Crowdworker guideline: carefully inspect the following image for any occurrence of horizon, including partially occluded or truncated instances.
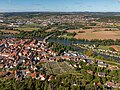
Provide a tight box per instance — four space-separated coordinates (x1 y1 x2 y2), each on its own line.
0 0 120 12
1 11 120 13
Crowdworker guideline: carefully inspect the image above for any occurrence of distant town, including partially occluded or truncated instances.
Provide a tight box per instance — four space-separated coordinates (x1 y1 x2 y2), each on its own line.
0 12 120 90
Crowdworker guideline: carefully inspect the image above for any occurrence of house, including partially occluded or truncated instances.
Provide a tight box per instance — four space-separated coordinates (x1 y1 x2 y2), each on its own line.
73 64 77 67
55 56 61 61
110 45 119 52
48 75 55 81
98 72 105 77
97 61 108 68
30 72 37 79
87 70 94 75
82 59 86 62
104 82 120 89
37 48 42 52
108 65 119 70
98 63 108 68
39 74 46 81
0 71 8 77
48 50 58 56
93 82 101 86
62 56 71 60
0 64 4 68
30 40 36 46
86 59 94 65
73 81 77 86
40 59 48 63
25 69 31 74
0 20 3 23
0 52 9 57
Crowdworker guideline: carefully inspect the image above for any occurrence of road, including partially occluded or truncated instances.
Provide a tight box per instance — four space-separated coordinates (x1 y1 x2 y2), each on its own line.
43 34 54 43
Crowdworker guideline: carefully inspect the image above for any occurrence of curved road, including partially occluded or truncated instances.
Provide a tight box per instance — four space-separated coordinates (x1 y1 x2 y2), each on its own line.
43 34 54 43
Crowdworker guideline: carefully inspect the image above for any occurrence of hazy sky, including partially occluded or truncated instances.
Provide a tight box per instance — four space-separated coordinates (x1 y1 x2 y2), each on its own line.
0 0 120 12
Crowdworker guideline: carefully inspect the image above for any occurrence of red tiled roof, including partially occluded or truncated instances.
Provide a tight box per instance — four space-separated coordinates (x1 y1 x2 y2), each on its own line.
111 45 119 52
30 72 36 78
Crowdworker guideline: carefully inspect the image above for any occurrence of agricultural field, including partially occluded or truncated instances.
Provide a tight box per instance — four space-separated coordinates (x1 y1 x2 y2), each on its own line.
45 28 53 32
0 29 19 34
67 28 120 40
23 23 40 27
16 27 39 31
43 61 76 75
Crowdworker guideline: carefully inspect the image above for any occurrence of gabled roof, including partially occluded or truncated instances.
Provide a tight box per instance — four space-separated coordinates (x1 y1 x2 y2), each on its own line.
111 45 119 52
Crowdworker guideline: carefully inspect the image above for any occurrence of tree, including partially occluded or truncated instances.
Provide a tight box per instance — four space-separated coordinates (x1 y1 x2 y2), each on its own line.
94 76 100 82
85 50 94 57
27 78 35 90
101 77 106 83
109 47 115 51
86 74 93 82
85 84 95 90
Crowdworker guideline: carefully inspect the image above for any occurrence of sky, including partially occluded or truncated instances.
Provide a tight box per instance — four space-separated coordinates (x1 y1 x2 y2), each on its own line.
0 0 120 12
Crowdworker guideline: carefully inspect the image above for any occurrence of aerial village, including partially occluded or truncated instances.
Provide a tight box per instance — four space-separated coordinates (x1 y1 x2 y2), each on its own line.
0 37 120 89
